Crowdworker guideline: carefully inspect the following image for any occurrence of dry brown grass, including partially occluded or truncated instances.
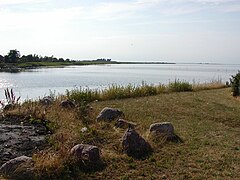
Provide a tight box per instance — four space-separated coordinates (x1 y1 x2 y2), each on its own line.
2 88 240 179
192 82 226 91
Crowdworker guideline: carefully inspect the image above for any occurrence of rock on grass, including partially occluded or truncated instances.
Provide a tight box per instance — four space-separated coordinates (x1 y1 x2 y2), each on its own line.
70 144 101 162
0 156 35 180
96 107 124 121
149 122 175 137
149 122 183 143
122 129 152 159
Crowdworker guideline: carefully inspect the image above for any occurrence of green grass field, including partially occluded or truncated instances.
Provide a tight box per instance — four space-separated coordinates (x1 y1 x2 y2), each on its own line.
2 88 240 179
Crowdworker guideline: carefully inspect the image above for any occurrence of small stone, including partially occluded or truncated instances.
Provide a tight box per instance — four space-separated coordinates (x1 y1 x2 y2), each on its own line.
122 129 151 158
149 122 174 137
96 107 124 121
71 144 100 162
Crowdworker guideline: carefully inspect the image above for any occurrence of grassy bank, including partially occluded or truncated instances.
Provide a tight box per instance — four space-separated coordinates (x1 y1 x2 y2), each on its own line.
2 86 240 179
66 80 226 103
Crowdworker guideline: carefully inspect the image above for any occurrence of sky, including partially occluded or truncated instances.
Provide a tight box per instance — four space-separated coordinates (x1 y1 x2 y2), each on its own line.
0 0 240 63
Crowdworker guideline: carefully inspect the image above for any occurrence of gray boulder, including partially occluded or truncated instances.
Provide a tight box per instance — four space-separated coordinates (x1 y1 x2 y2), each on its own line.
60 99 76 108
115 119 136 129
122 129 151 158
149 122 174 137
70 144 100 162
96 107 123 121
0 156 35 179
149 122 183 142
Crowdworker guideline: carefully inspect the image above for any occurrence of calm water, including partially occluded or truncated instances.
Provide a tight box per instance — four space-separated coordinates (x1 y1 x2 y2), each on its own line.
0 63 239 100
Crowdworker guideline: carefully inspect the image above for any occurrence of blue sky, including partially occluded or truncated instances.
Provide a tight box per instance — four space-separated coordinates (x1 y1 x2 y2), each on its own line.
0 0 240 63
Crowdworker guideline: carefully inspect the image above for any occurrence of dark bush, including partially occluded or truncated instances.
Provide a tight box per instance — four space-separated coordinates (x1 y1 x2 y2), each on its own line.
230 71 240 96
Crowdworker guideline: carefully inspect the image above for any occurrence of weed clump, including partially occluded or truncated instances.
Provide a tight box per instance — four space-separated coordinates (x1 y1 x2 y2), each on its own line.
168 80 193 92
66 88 100 103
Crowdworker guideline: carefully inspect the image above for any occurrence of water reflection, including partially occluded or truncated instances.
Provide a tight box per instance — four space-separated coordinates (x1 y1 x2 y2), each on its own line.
0 64 239 100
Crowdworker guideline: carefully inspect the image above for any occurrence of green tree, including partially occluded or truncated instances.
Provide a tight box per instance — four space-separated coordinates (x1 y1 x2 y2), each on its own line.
5 49 20 63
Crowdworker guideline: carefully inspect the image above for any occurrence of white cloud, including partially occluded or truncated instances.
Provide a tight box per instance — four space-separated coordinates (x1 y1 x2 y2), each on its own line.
0 6 84 30
0 0 239 33
0 0 240 63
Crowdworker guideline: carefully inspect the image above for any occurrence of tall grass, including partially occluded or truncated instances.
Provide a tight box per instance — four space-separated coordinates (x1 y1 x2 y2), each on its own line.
66 87 100 103
101 82 159 100
168 80 192 92
66 80 227 104
192 78 226 91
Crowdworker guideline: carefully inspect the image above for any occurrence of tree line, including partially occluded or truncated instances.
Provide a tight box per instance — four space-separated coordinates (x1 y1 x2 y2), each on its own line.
0 50 112 64
0 49 71 64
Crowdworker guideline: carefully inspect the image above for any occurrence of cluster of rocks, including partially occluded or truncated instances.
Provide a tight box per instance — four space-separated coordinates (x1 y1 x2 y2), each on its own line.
61 107 181 160
39 96 75 108
95 107 182 158
0 106 182 179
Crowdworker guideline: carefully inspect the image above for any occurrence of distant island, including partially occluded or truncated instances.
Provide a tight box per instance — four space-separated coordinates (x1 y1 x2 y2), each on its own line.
0 49 175 72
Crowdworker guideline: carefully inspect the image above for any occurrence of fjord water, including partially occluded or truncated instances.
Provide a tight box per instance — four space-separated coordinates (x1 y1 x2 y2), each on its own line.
0 63 239 100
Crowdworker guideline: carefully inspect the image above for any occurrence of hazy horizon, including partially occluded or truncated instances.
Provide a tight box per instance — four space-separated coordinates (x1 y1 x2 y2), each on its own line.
0 0 240 63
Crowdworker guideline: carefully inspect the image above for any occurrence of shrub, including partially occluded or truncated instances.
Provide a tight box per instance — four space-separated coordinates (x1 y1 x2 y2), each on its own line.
230 71 240 96
66 87 100 104
168 80 193 92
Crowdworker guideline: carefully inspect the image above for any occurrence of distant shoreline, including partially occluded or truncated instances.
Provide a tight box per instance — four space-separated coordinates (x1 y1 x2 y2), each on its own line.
2 60 238 73
0 61 176 73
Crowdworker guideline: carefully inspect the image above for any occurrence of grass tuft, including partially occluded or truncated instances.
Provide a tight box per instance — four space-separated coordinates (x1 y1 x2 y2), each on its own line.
168 80 193 92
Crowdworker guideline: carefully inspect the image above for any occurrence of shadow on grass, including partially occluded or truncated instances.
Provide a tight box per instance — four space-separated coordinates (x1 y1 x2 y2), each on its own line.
167 134 184 143
123 143 153 160
37 159 107 179
65 159 106 175
150 133 184 145
129 150 153 160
